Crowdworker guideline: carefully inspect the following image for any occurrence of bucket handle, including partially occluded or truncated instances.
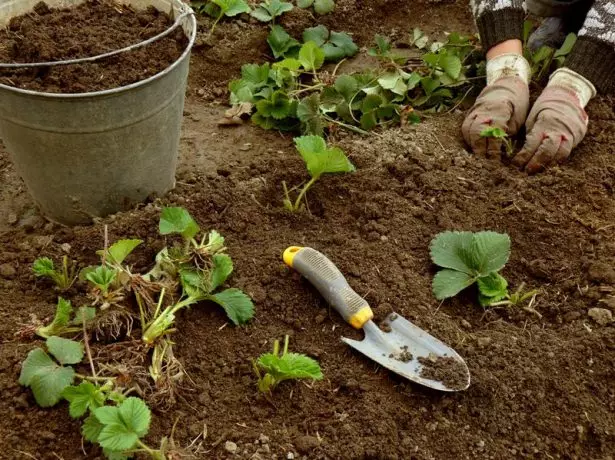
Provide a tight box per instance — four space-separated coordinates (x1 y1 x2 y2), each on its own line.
0 10 194 69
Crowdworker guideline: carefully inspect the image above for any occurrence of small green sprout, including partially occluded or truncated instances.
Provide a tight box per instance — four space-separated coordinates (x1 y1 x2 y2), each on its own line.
253 335 323 395
85 265 118 296
197 0 251 36
250 0 293 23
35 297 96 338
283 135 355 211
32 256 77 291
480 126 513 157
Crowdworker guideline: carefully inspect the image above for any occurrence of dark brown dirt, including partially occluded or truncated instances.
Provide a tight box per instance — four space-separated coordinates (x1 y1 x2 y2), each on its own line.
1 1 615 459
0 0 187 93
418 354 469 390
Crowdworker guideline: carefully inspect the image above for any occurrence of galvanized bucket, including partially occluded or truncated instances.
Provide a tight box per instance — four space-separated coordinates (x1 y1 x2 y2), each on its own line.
0 0 197 225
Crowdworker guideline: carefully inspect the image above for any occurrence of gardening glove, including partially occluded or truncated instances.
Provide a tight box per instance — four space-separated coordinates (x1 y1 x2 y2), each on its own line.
462 53 531 157
512 67 595 173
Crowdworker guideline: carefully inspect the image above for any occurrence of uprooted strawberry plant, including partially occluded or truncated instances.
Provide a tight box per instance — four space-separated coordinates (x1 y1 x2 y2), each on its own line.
20 207 257 458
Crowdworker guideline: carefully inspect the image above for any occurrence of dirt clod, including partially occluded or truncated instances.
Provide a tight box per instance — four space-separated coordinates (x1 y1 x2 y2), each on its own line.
588 307 613 325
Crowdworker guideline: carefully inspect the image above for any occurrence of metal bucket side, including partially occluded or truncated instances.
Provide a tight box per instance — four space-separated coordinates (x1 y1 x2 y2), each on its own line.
0 0 197 225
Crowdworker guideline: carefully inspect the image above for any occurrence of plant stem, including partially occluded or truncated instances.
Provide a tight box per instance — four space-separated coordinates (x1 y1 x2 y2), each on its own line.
82 310 97 379
135 439 158 456
282 334 289 356
293 176 318 211
75 373 115 382
208 12 223 38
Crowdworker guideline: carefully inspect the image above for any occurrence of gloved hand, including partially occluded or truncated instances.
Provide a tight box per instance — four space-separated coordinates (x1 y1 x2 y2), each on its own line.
512 67 595 173
462 53 531 157
462 77 530 157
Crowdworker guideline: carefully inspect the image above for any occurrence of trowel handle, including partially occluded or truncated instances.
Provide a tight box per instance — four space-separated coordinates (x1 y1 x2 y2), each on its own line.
283 247 373 329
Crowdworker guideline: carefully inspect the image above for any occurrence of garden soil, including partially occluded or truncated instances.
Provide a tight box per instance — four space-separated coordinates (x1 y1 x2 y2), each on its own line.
1 1 614 459
0 0 187 93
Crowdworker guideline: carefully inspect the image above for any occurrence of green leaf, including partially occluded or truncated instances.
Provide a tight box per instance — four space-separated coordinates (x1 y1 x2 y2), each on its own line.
104 449 129 460
99 239 143 265
368 34 391 57
430 231 511 278
94 397 151 451
314 0 334 14
440 54 462 79
297 94 325 136
36 297 73 338
334 75 358 101
72 306 97 325
411 28 429 49
294 135 355 178
471 232 511 274
273 58 302 71
251 0 293 22
268 25 300 59
257 352 323 381
210 254 234 290
85 265 117 293
241 63 271 86
33 257 55 277
180 268 207 298
430 231 476 275
47 336 84 365
250 6 273 21
324 31 358 61
302 25 329 47
477 273 508 299
256 91 293 120
209 288 255 325
82 413 104 442
159 207 200 240
554 33 576 58
19 348 75 407
361 93 383 112
62 382 105 418
297 0 313 7
212 0 251 16
432 269 475 300
299 41 325 71
420 77 440 96
480 127 507 139
532 45 553 64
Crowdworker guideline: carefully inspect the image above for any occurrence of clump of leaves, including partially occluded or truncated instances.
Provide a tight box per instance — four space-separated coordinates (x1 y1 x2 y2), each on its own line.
283 135 355 211
480 126 513 157
523 20 577 82
227 28 484 136
430 231 512 306
192 0 251 35
296 0 335 15
141 207 254 345
251 0 293 23
33 256 77 291
35 297 96 338
253 335 323 395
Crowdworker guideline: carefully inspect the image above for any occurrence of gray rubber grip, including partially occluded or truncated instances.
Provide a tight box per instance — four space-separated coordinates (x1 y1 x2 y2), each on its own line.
291 247 371 326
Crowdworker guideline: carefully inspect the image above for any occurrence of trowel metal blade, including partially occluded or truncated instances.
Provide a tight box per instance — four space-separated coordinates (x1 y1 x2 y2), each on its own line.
341 313 470 391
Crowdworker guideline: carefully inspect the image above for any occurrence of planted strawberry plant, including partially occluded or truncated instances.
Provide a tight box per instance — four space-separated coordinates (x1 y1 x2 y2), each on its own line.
283 135 355 211
33 256 77 291
297 0 335 15
251 0 293 23
253 335 323 396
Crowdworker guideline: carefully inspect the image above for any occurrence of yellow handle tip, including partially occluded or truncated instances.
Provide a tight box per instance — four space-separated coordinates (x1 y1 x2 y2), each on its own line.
283 246 303 267
348 306 374 329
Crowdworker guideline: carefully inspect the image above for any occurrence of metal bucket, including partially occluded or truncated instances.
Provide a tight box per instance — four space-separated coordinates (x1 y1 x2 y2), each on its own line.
0 0 197 225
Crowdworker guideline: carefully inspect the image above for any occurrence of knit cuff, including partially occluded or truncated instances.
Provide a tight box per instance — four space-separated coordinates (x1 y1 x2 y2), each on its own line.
476 7 525 52
565 36 615 94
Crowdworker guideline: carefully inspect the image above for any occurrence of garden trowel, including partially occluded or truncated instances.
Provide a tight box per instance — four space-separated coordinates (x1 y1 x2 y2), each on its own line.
283 246 470 392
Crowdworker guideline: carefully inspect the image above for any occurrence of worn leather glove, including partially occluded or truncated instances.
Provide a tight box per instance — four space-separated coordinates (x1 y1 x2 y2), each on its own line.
462 54 531 157
513 67 595 173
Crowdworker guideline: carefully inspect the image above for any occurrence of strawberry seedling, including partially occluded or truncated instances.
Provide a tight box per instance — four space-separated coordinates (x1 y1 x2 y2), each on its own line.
192 0 251 36
251 0 293 23
32 256 77 291
480 126 513 157
253 335 323 395
523 20 577 82
283 135 355 211
297 0 335 15
35 297 96 338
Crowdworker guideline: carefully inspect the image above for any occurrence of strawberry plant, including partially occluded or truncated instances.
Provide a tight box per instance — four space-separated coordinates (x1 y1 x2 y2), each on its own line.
297 0 335 15
141 207 254 345
192 0 251 35
430 231 511 306
523 20 577 82
283 135 355 211
251 0 293 23
480 126 513 156
253 335 323 395
35 297 96 338
33 255 77 291
430 231 539 309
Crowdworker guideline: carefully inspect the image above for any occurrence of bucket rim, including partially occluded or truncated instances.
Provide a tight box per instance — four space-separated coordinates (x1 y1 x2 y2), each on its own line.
0 5 197 99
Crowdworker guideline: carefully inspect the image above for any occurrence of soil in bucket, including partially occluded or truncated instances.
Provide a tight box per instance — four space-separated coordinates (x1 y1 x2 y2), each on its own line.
0 0 188 93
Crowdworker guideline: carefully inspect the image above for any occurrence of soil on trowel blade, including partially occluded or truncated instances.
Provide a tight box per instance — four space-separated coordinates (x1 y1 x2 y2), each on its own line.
418 354 469 390
0 0 188 93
